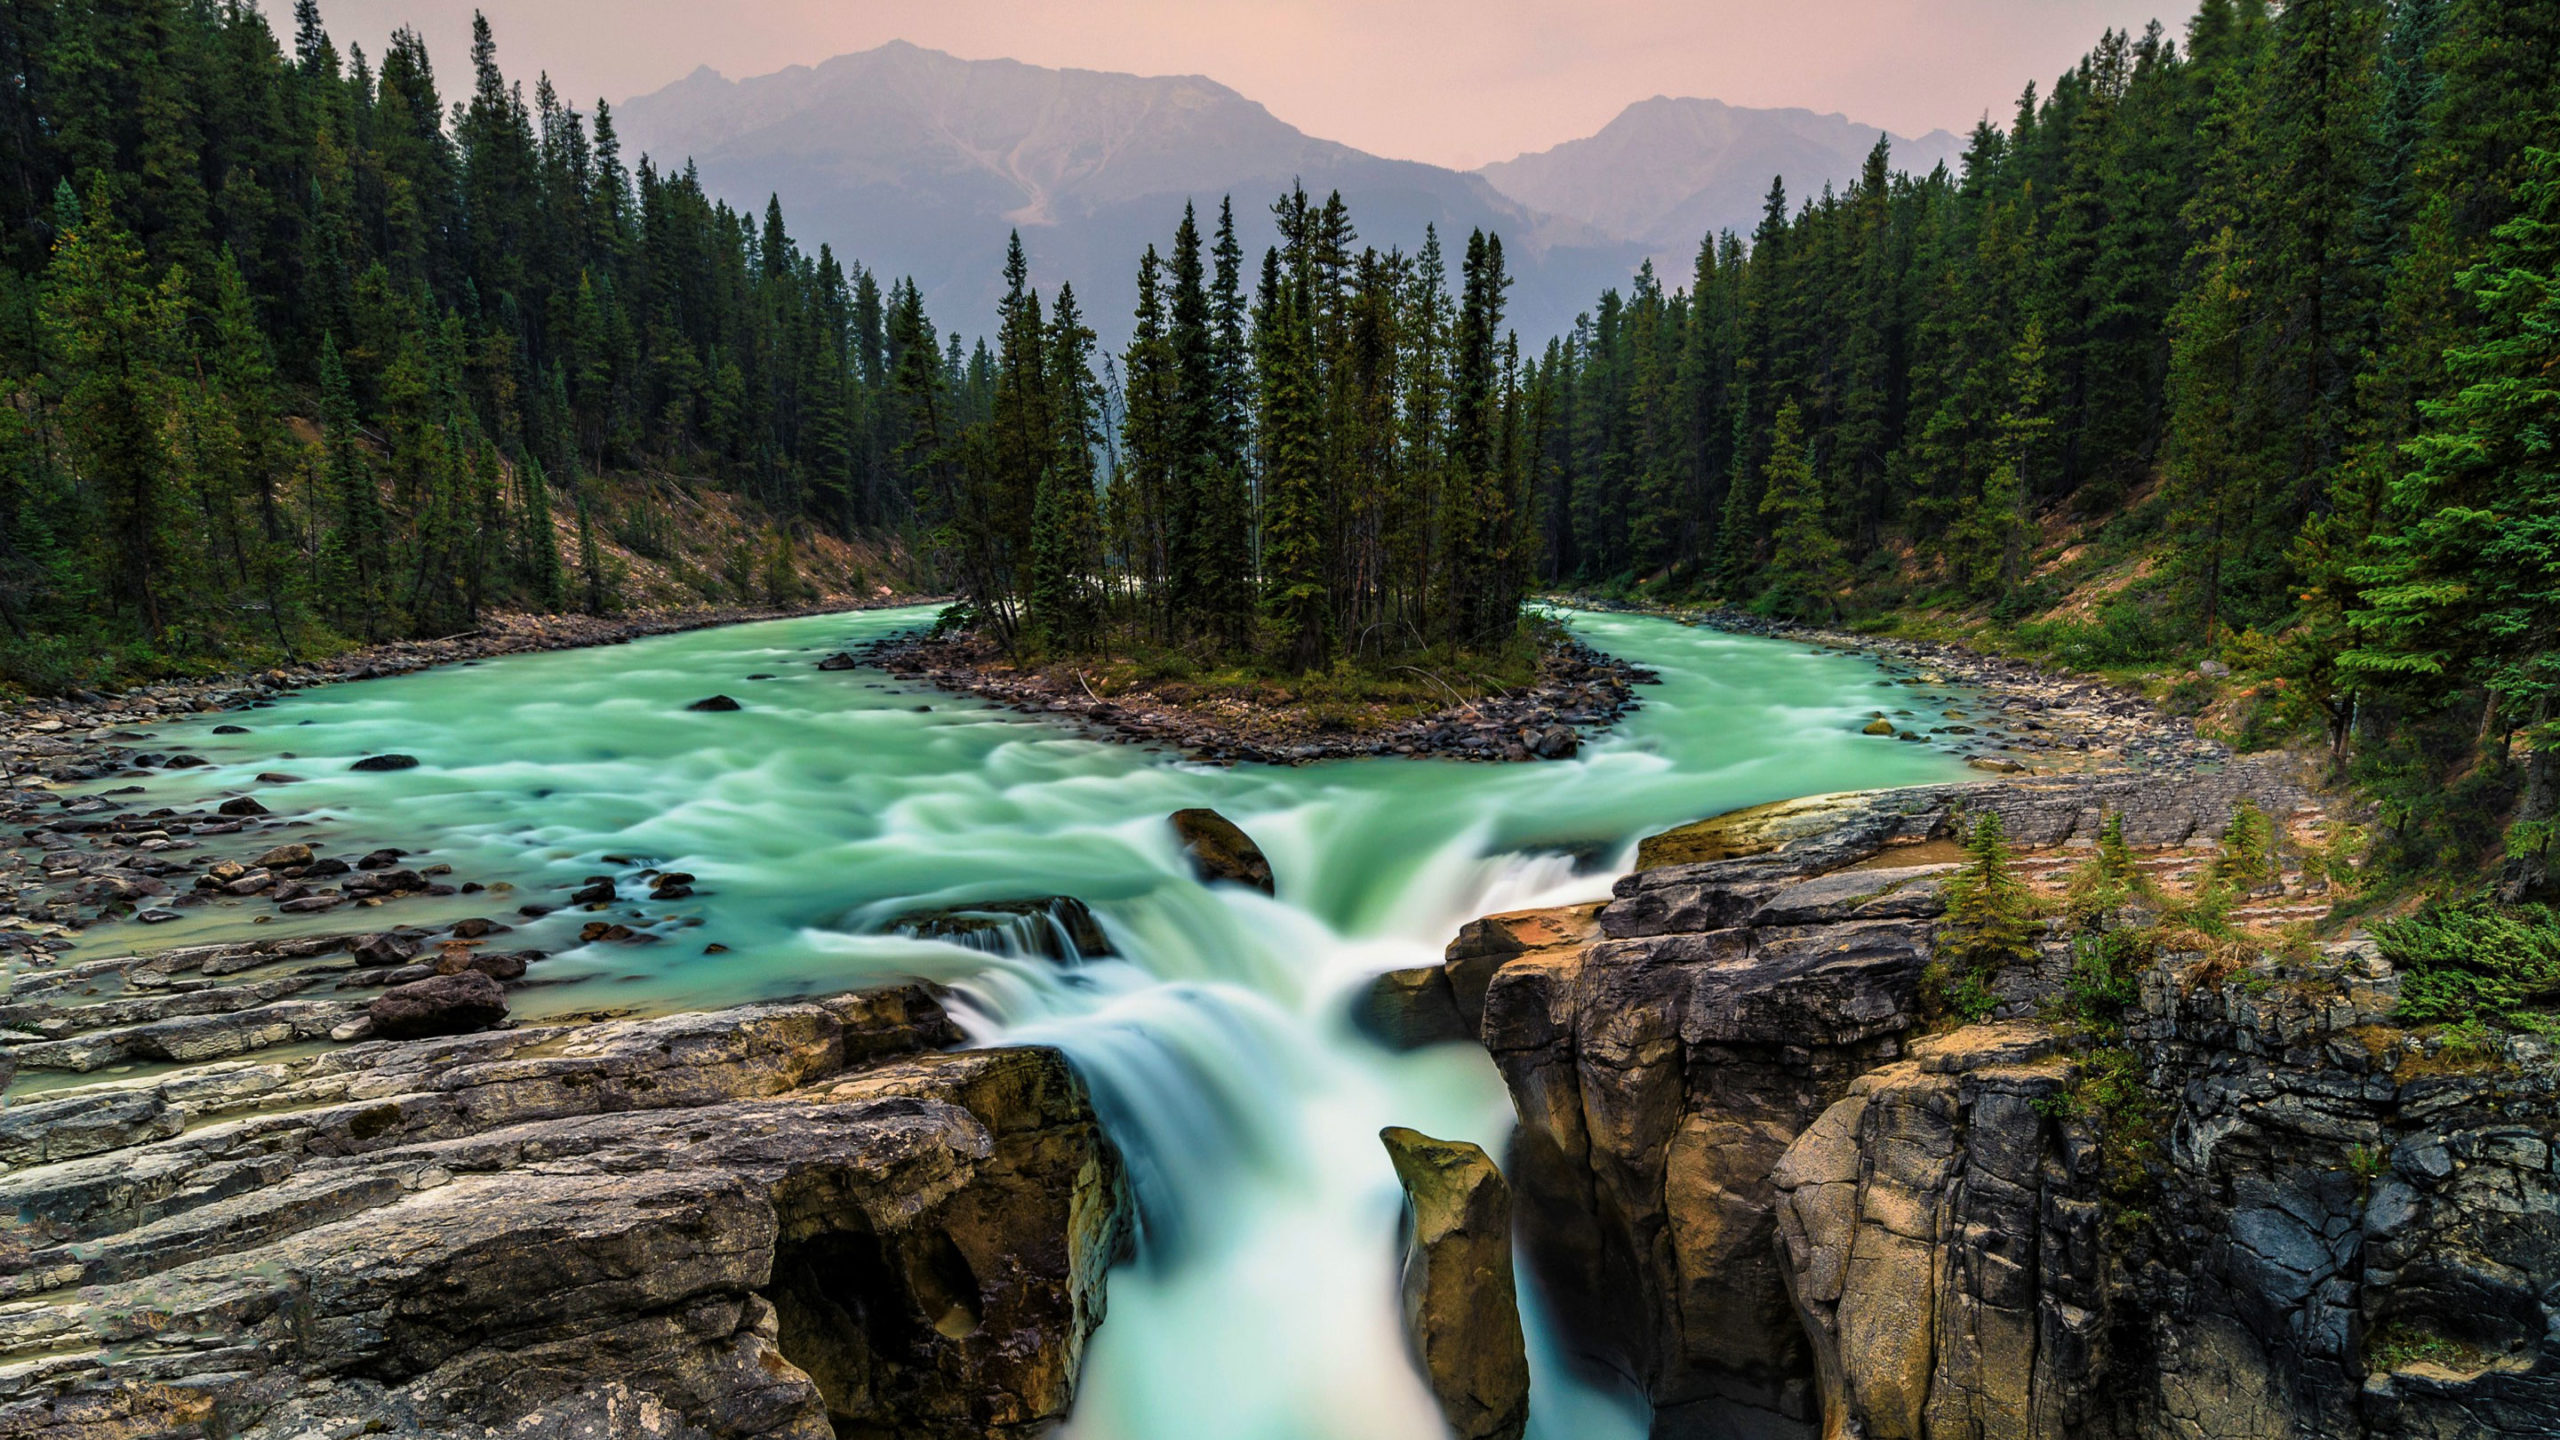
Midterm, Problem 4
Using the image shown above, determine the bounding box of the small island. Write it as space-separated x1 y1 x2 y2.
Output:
880 219 1652 761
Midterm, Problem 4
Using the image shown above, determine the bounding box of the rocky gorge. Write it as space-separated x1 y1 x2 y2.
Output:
5 602 2537 1440
1369 758 2560 1440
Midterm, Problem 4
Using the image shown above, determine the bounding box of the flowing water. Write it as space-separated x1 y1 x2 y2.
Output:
92 606 1980 1440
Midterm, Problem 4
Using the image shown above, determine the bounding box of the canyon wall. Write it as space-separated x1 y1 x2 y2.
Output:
1425 762 2560 1439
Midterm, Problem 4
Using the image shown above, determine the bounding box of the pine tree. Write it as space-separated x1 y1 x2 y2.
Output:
41 181 185 637
1950 316 2051 597
1261 279 1328 670
1755 400 1844 619
1028 283 1102 650
1942 811 2040 972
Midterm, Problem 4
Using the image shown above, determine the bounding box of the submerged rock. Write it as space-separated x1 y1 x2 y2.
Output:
1354 966 1469 1049
1169 808 1276 895
688 694 743 712
1381 1127 1530 1440
350 753 420 771
889 896 1113 961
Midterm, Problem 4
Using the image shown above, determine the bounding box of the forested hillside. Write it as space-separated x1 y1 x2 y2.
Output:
0 1 949 688
1518 0 2557 896
3 0 2555 895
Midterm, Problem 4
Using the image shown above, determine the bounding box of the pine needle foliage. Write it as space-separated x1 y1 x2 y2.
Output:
1927 810 2043 1023
2379 896 2560 1038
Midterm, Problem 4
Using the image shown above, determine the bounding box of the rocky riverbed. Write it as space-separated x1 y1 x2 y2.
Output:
851 630 1658 765
0 600 936 966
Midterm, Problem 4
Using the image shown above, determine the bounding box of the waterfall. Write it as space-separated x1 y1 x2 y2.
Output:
103 604 1981 1439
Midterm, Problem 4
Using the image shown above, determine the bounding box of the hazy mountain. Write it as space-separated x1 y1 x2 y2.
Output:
1477 96 1969 265
617 42 1645 349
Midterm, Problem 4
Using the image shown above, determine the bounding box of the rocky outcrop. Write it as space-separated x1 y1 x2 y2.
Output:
1439 759 2560 1440
1382 1127 1531 1440
1771 1021 2104 1440
1484 849 1941 1436
1438 759 2453 1440
1169 808 1277 895
0 985 1126 1440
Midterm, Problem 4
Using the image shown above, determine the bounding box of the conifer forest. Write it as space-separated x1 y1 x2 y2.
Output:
0 0 2557 890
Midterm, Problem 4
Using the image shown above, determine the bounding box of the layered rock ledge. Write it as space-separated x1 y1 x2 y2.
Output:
0 985 1125 1440
1410 757 2560 1440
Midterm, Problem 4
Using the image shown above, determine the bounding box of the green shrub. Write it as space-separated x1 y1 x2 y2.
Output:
2378 896 2560 1038
2010 596 2184 669
2209 799 2279 891
2064 928 2150 1030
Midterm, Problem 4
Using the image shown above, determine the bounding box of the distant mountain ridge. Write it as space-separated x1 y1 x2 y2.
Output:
1475 96 1970 264
616 42 1635 348
617 44 1960 345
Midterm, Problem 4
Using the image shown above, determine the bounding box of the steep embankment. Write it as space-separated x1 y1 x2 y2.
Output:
1386 766 2560 1439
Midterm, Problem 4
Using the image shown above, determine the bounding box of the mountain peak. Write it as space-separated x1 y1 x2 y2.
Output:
1478 95 1967 254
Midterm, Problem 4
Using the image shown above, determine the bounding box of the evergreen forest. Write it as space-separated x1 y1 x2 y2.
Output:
2 0 2557 894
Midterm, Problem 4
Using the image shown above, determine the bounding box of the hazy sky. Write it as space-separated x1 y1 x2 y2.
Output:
313 0 2202 171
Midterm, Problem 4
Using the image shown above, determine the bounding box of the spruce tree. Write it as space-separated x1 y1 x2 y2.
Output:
1941 811 2040 975
1029 283 1102 650
1261 278 1328 670
1755 400 1844 619
42 181 184 637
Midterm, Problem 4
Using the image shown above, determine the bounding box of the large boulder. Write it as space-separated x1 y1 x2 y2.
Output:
1380 1127 1530 1440
1353 967 1469 1049
369 970 509 1039
1169 808 1276 895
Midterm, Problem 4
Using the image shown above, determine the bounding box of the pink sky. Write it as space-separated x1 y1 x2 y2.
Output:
315 0 2200 171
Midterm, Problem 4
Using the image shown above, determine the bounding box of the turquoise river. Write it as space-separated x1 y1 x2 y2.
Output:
90 606 1983 1440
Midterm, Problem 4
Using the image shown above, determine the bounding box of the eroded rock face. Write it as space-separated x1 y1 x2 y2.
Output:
1452 760 2560 1440
1482 852 1942 1437
1771 1021 2104 1440
1382 1126 1530 1440
2124 946 2560 1440
0 986 1126 1440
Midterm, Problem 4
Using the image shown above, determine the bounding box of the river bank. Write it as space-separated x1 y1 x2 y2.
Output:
0 598 941 960
1555 594 2233 773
